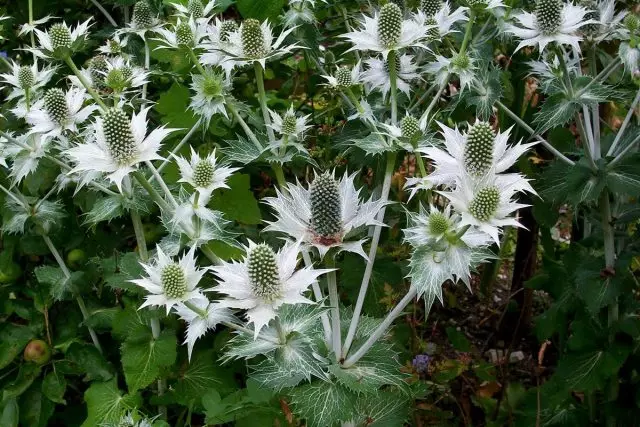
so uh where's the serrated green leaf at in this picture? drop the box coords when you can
[445,327,472,352]
[606,154,640,196]
[533,93,580,131]
[99,252,145,294]
[210,174,261,225]
[575,257,630,313]
[82,379,142,427]
[352,390,411,427]
[220,134,265,164]
[329,360,408,395]
[155,83,198,129]
[347,133,394,156]
[555,344,630,392]
[34,265,82,301]
[41,373,66,404]
[19,382,56,427]
[83,195,124,225]
[289,381,357,427]
[2,364,41,401]
[236,0,284,20]
[121,329,177,392]
[173,350,221,405]
[66,343,114,382]
[0,324,34,369]
[112,304,155,341]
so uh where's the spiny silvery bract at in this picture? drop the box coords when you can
[43,88,69,125]
[268,106,311,139]
[131,246,206,315]
[378,3,403,48]
[400,115,421,139]
[468,186,500,221]
[176,147,238,192]
[103,108,137,164]
[247,244,282,303]
[536,0,563,34]
[464,121,495,176]
[310,173,343,241]
[18,66,34,89]
[421,0,442,16]
[174,299,234,360]
[427,2,469,40]
[241,19,266,58]
[161,263,188,299]
[362,54,420,98]
[133,1,154,28]
[580,0,599,36]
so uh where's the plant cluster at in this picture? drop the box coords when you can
[0,0,639,425]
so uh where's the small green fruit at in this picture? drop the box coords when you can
[66,249,87,268]
[24,339,51,365]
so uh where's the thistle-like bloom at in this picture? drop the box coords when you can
[25,88,97,140]
[120,1,163,37]
[2,133,52,183]
[263,171,389,259]
[439,171,532,244]
[506,0,593,53]
[342,3,429,58]
[97,34,129,55]
[405,204,492,311]
[361,54,420,98]
[175,147,238,192]
[171,0,217,23]
[268,106,311,141]
[580,0,626,42]
[154,17,209,50]
[0,61,57,114]
[425,2,469,40]
[189,68,231,125]
[66,107,175,192]
[175,299,234,359]
[284,0,326,27]
[101,56,149,94]
[132,246,207,314]
[321,61,363,89]
[212,18,301,69]
[211,240,332,338]
[419,121,536,188]
[425,52,475,94]
[200,18,240,73]
[32,19,92,60]
[18,15,55,38]
[380,113,429,153]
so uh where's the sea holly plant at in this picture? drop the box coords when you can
[0,0,639,426]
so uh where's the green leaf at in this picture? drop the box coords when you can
[112,303,155,341]
[1,399,19,427]
[289,381,357,427]
[121,329,177,392]
[236,0,284,20]
[66,342,114,381]
[155,83,198,130]
[19,381,55,427]
[329,358,408,395]
[99,251,145,294]
[173,350,221,405]
[83,195,125,225]
[575,257,629,314]
[352,390,411,427]
[219,135,265,165]
[606,154,640,196]
[41,373,66,404]
[555,344,630,392]
[82,379,142,427]
[445,327,472,352]
[533,93,580,131]
[210,174,261,225]
[346,133,394,157]
[0,324,34,369]
[2,364,41,401]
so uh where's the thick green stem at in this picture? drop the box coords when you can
[325,258,341,361]
[187,48,206,75]
[64,57,108,110]
[28,0,36,50]
[42,235,103,354]
[415,154,428,177]
[459,12,475,54]
[254,62,276,144]
[184,300,207,317]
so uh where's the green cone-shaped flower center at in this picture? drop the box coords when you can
[467,0,489,9]
[335,67,352,87]
[49,23,72,50]
[428,212,449,235]
[176,22,194,46]
[133,1,154,28]
[310,173,343,240]
[281,114,297,135]
[106,69,127,91]
[18,66,34,89]
[400,115,420,139]
[247,244,281,302]
[420,0,442,16]
[535,0,562,35]
[384,54,402,74]
[451,52,470,69]
[624,14,640,33]
[161,263,188,299]
[43,88,69,125]
[193,159,215,187]
[580,0,600,36]
[241,19,266,58]
[202,74,223,97]
[469,186,500,221]
[89,55,108,87]
[188,0,204,18]
[390,0,405,12]
[108,39,122,54]
[220,20,238,42]
[464,121,495,176]
[426,16,439,39]
[103,108,137,164]
[378,3,403,48]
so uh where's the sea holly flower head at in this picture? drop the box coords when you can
[175,146,239,193]
[154,17,208,50]
[131,246,207,315]
[211,240,332,338]
[421,0,443,17]
[322,61,362,89]
[506,0,594,53]
[32,19,92,60]
[464,0,505,12]
[175,299,234,359]
[268,105,311,140]
[25,87,98,141]
[0,60,57,114]
[418,121,537,188]
[425,52,476,95]
[2,133,52,184]
[342,3,430,58]
[425,2,469,41]
[189,68,231,125]
[361,54,420,98]
[103,56,149,94]
[263,171,390,259]
[97,34,129,55]
[583,0,627,42]
[171,0,217,23]
[121,1,163,36]
[66,107,175,192]
[284,0,327,27]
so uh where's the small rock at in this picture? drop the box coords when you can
[493,295,501,303]
[509,351,525,363]
[485,349,506,364]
